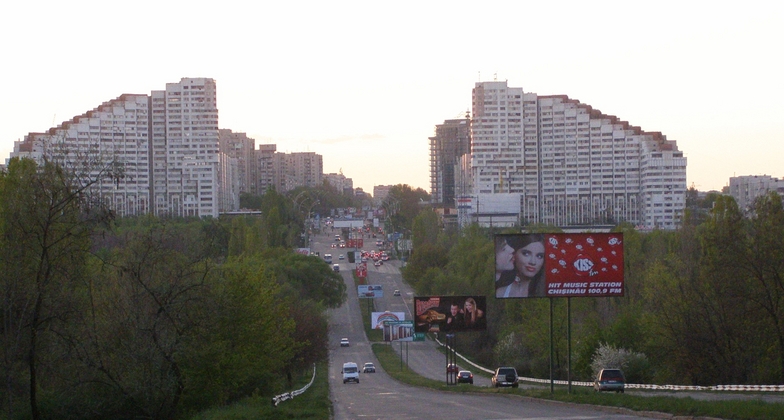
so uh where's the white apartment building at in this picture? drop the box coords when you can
[728,175,784,212]
[150,78,220,218]
[460,80,686,230]
[11,94,152,217]
[11,78,223,218]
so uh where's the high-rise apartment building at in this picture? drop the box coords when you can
[272,152,323,193]
[11,78,223,218]
[456,80,687,230]
[11,94,153,217]
[219,129,255,194]
[150,78,220,217]
[429,116,471,207]
[253,144,277,195]
[325,172,354,195]
[728,175,784,212]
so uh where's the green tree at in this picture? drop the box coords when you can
[411,208,441,249]
[382,184,430,234]
[0,158,116,419]
[746,192,784,383]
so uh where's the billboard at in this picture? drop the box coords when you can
[494,233,624,299]
[371,311,406,329]
[413,296,486,333]
[383,320,424,342]
[358,284,382,298]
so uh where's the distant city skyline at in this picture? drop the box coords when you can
[2,1,782,195]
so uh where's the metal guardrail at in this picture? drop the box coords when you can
[434,337,784,393]
[272,364,317,407]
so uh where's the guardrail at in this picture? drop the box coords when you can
[272,363,317,407]
[434,337,784,393]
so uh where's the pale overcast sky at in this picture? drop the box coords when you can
[2,1,782,194]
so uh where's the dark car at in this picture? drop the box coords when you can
[594,368,625,393]
[363,362,376,373]
[457,370,473,384]
[446,363,459,373]
[491,367,519,388]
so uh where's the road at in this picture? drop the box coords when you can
[315,230,658,419]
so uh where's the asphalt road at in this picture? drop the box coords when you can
[317,230,659,419]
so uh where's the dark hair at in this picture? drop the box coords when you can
[505,233,545,251]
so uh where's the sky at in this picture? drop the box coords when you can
[2,1,782,194]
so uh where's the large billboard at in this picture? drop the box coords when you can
[371,311,406,329]
[494,233,624,299]
[413,296,487,333]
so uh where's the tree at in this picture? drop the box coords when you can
[0,157,116,419]
[382,184,430,234]
[746,192,784,383]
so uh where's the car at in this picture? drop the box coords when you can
[331,243,337,248]
[374,260,382,267]
[393,289,401,296]
[492,367,519,388]
[340,338,350,347]
[333,264,340,272]
[457,370,474,384]
[446,363,459,373]
[593,368,625,393]
[363,362,376,373]
[339,254,344,260]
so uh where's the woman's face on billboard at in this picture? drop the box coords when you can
[515,241,545,279]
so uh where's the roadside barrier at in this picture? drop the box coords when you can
[434,336,784,393]
[272,363,317,407]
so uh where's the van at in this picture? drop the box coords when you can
[342,362,359,384]
[593,368,625,393]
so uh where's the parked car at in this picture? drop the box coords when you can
[457,370,474,384]
[491,367,519,388]
[446,363,459,373]
[363,362,376,373]
[393,289,401,296]
[340,337,350,347]
[594,368,625,393]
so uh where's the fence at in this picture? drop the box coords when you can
[272,364,317,407]
[434,337,784,392]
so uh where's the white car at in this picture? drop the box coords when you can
[340,338,350,347]
[339,254,345,260]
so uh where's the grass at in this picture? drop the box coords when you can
[371,343,784,420]
[188,362,331,420]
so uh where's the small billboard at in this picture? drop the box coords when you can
[413,296,486,333]
[358,284,383,298]
[383,320,423,342]
[371,311,405,329]
[494,233,624,298]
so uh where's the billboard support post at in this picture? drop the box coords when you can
[399,340,403,370]
[568,297,572,394]
[549,298,554,394]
